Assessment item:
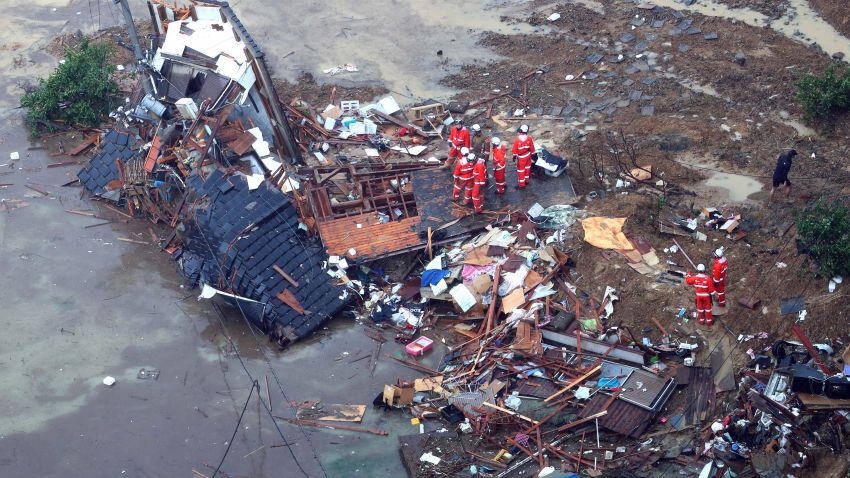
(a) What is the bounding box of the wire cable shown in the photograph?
[189,190,326,477]
[211,380,257,478]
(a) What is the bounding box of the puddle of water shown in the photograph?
[663,72,729,100]
[649,0,850,60]
[704,170,764,201]
[778,118,816,137]
[771,0,850,59]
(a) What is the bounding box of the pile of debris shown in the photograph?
[363,214,850,477]
[71,1,577,344]
[63,1,850,477]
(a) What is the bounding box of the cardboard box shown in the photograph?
[383,382,414,407]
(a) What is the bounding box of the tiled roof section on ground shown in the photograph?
[181,170,348,340]
[77,130,136,195]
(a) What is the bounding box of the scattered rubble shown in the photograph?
[49,1,850,477]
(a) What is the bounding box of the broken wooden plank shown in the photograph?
[68,135,98,156]
[272,264,300,288]
[84,221,113,229]
[118,237,149,245]
[547,411,608,435]
[276,289,305,314]
[66,209,97,217]
[24,184,49,196]
[295,403,367,422]
[482,402,539,425]
[544,365,602,402]
[281,418,388,436]
[46,160,80,169]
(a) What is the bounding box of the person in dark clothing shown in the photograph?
[770,149,797,203]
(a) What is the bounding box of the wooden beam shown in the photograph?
[482,402,539,425]
[281,418,387,436]
[272,264,300,288]
[544,365,601,402]
[546,411,608,436]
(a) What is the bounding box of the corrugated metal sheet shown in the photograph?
[579,393,655,438]
[514,376,561,399]
[317,213,422,261]
[620,368,674,410]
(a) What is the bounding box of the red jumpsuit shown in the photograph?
[471,158,487,213]
[448,126,470,162]
[713,256,728,307]
[686,272,715,325]
[492,145,506,194]
[452,156,473,203]
[512,134,535,188]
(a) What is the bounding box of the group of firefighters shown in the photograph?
[443,119,729,327]
[444,119,536,214]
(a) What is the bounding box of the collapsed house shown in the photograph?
[77,0,345,345]
[75,1,579,345]
[69,2,850,477]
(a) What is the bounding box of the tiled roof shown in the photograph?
[181,170,348,340]
[317,214,422,261]
[77,130,136,196]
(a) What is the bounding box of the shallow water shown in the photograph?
[704,169,764,202]
[649,0,850,60]
[0,1,454,476]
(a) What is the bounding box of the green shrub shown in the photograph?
[796,62,850,121]
[796,200,850,278]
[21,39,119,135]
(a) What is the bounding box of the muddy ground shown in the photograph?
[2,0,849,477]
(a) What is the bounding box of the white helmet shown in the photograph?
[519,124,529,134]
[492,137,501,146]
[467,153,476,161]
[714,248,724,258]
[460,147,469,155]
[697,264,705,272]
[472,124,481,132]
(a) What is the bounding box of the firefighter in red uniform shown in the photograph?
[452,148,472,202]
[491,137,506,194]
[686,264,716,325]
[471,154,487,213]
[511,124,536,189]
[712,248,728,308]
[444,119,470,170]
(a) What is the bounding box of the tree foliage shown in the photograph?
[796,62,850,122]
[796,200,850,278]
[20,39,119,135]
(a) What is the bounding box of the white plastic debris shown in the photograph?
[419,452,441,465]
[323,63,358,76]
[538,466,556,477]
[547,13,561,21]
[102,376,116,386]
[575,386,591,400]
[775,262,787,269]
[565,74,575,81]
[504,391,522,411]
[9,152,19,160]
